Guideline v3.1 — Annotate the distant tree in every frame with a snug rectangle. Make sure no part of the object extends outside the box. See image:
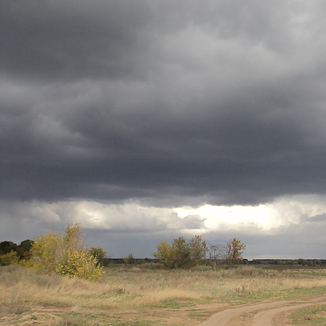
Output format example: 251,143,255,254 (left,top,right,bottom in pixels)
0,241,17,255
152,241,174,268
171,237,192,268
298,258,305,266
226,238,246,265
19,240,34,252
153,236,208,269
189,235,208,266
0,239,35,265
208,243,228,266
18,240,34,259
123,253,135,264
